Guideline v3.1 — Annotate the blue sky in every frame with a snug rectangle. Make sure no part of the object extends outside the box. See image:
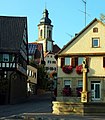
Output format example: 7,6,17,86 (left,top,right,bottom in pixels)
0,0,105,48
